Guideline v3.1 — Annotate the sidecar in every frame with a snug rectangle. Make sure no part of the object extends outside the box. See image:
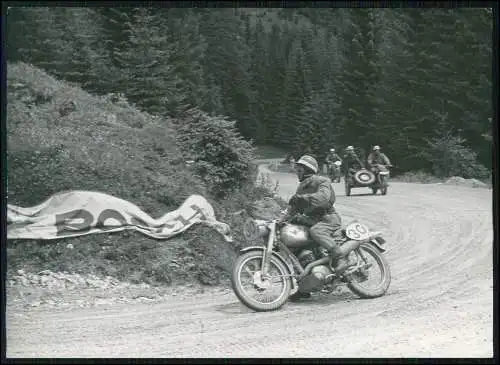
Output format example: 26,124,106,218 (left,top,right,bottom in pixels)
344,167,388,196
